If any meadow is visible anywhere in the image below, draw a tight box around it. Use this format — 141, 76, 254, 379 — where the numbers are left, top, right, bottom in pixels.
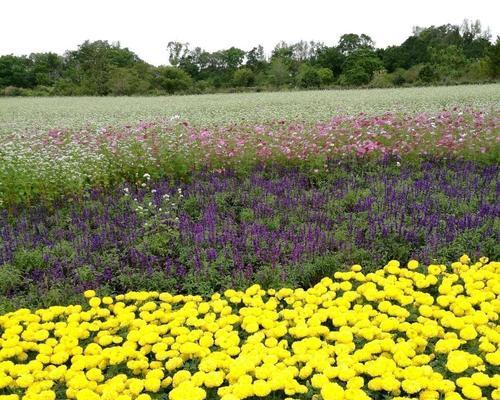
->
0, 85, 499, 400
1, 84, 499, 133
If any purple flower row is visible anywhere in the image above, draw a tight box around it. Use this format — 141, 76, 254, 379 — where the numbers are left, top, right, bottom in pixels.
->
0, 158, 498, 303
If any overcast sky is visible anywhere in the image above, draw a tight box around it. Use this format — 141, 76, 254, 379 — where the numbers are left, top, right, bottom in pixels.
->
1, 0, 498, 66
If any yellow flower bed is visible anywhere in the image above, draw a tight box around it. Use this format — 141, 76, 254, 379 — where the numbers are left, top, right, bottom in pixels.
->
0, 255, 499, 400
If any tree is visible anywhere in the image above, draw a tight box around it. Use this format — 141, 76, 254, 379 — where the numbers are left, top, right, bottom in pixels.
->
486, 36, 500, 78
167, 41, 189, 67
268, 59, 290, 87
221, 47, 245, 70
64, 40, 142, 95
313, 47, 345, 76
378, 46, 407, 72
271, 41, 294, 61
233, 68, 255, 87
297, 64, 321, 88
343, 49, 384, 80
430, 45, 468, 80
155, 66, 192, 93
460, 19, 492, 60
107, 67, 145, 95
317, 68, 334, 85
418, 64, 438, 83
29, 53, 64, 86
271, 42, 301, 77
340, 65, 371, 86
293, 41, 324, 61
0, 55, 35, 88
338, 34, 374, 55
246, 46, 266, 71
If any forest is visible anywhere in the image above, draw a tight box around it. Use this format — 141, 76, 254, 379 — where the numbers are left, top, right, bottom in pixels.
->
0, 20, 498, 96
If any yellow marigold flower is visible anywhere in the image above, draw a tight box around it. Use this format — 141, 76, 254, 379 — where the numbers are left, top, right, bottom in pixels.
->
88, 297, 101, 308
253, 379, 272, 397
462, 384, 482, 399
144, 378, 161, 393
321, 382, 345, 400
485, 351, 500, 366
447, 351, 469, 374
459, 326, 477, 341
459, 254, 471, 264
220, 395, 239, 400
83, 290, 96, 298
76, 389, 100, 400
172, 370, 192, 387
127, 378, 144, 396
85, 368, 103, 382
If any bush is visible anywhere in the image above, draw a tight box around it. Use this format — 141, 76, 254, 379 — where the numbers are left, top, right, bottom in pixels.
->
155, 66, 192, 94
403, 64, 423, 84
233, 68, 255, 87
107, 67, 147, 96
0, 264, 22, 295
317, 67, 334, 85
418, 64, 438, 83
297, 65, 321, 88
52, 79, 82, 96
391, 68, 407, 86
369, 70, 393, 88
340, 65, 371, 86
2, 86, 23, 96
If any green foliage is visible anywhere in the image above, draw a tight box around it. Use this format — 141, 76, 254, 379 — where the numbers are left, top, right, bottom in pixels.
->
0, 21, 497, 96
233, 68, 255, 87
0, 55, 35, 88
338, 33, 375, 55
317, 68, 334, 85
155, 66, 192, 94
0, 263, 22, 295
369, 70, 393, 88
12, 247, 45, 273
268, 59, 290, 87
297, 65, 321, 88
486, 37, 500, 79
419, 64, 438, 83
107, 67, 146, 95
314, 47, 345, 75
340, 65, 371, 86
343, 49, 384, 80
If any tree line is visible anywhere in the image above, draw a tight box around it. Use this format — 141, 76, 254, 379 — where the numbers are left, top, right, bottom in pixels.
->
1, 20, 498, 96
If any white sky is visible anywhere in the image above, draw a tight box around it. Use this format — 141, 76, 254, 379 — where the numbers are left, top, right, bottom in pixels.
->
1, 0, 498, 66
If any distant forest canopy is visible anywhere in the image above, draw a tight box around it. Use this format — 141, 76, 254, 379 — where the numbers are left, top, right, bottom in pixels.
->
1, 20, 499, 96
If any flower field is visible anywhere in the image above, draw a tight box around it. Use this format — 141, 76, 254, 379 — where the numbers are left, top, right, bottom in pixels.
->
0, 257, 499, 400
0, 86, 499, 399
0, 107, 498, 208
1, 159, 498, 311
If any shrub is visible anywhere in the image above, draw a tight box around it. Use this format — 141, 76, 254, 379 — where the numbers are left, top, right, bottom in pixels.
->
418, 63, 438, 83
297, 65, 321, 88
369, 70, 393, 88
155, 66, 192, 94
317, 67, 334, 85
340, 65, 371, 86
233, 68, 255, 87
2, 86, 23, 96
